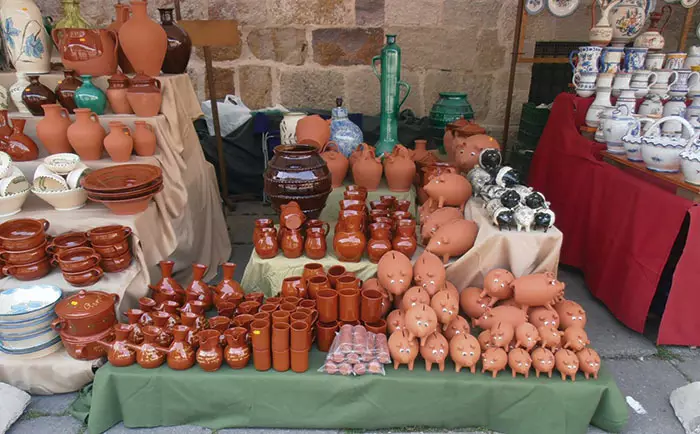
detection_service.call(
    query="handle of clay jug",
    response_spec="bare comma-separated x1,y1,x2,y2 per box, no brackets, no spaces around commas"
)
568,50,579,71
90,113,100,123
371,55,381,80
668,71,679,87
647,72,658,88
59,107,70,119
643,116,694,140
106,29,119,60
590,1,596,28
659,5,672,33
322,140,339,153
398,80,411,109
571,73,580,88
51,28,64,50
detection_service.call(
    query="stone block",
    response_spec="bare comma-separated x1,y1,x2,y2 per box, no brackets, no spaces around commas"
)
424,70,493,121
205,67,235,100
27,393,77,415
385,0,443,26
345,67,381,115
269,0,353,25
208,0,268,24
151,0,208,19
196,42,243,62
443,0,500,29
247,28,307,65
401,69,424,117
239,65,273,110
670,382,700,434
386,27,476,71
497,0,519,45
356,0,384,26
280,69,345,110
476,29,506,72
312,28,384,66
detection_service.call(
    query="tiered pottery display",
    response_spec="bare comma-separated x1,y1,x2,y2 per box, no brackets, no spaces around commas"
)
36,104,72,154
126,73,162,117
74,75,107,115
106,72,132,115
118,0,167,77
51,28,118,76
54,70,82,113
21,76,56,116
0,0,52,73
67,109,106,160
158,8,192,74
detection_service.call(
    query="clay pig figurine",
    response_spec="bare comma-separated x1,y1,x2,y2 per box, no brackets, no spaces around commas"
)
489,322,514,351
512,272,565,310
577,348,601,380
514,322,540,351
430,290,459,330
460,287,492,319
529,307,560,329
444,315,471,341
444,281,461,301
563,326,590,352
377,250,413,297
508,348,532,378
424,172,473,209
420,207,463,245
413,251,446,295
555,349,580,381
386,309,406,333
405,304,438,346
426,219,478,264
481,347,508,378
554,299,587,330
419,331,449,372
478,329,494,351
400,286,431,312
473,305,528,330
450,333,481,373
481,268,515,306
538,325,563,351
388,329,419,370
531,347,555,378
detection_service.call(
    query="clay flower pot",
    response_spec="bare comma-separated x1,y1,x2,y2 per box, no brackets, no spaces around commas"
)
118,0,168,77
67,109,106,160
36,104,73,155
104,121,133,162
320,141,349,188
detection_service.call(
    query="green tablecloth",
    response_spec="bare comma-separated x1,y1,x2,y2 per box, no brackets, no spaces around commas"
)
75,349,628,434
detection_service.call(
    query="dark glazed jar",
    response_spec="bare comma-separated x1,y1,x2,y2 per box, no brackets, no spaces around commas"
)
158,8,192,74
54,70,82,113
22,76,57,116
264,144,332,219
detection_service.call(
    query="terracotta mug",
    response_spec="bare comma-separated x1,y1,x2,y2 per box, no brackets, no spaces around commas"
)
364,319,387,335
237,301,261,315
338,288,360,322
265,296,282,306
250,319,270,350
299,299,317,310
335,275,361,291
272,348,290,372
295,307,318,325
282,296,301,306
253,348,271,371
253,311,270,323
271,310,290,325
259,304,278,315
216,302,237,318
360,289,383,324
370,200,390,211
316,320,338,352
232,314,255,332
245,292,265,304
316,289,338,323
290,311,310,326
326,265,346,288
279,302,297,314
307,276,331,300
290,320,309,351
396,200,411,212
290,348,309,373
272,322,290,352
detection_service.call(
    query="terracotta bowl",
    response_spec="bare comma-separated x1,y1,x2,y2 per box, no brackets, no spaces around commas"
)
46,231,88,255
100,250,132,273
0,218,49,251
62,267,103,287
92,237,130,258
86,225,132,246
87,178,163,201
54,247,101,273
0,239,48,265
2,257,52,281
89,186,162,215
81,164,162,193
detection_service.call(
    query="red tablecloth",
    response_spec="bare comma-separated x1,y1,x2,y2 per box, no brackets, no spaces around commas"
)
529,93,700,346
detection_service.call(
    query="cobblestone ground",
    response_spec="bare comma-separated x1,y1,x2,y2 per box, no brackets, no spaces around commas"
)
10,202,700,434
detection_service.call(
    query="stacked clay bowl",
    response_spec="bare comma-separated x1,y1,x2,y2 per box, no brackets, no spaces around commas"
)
81,164,163,215
87,225,133,273
53,247,103,287
0,219,52,281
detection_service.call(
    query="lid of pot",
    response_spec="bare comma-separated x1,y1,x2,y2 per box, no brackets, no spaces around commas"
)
108,72,129,85
55,290,119,319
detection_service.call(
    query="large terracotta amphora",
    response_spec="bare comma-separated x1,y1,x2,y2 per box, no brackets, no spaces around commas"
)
118,0,167,76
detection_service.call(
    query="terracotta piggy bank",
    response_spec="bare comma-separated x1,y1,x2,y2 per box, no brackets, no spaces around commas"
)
473,305,528,330
481,347,508,378
528,307,560,329
386,309,406,333
555,348,580,381
405,304,438,346
449,333,481,373
413,251,446,295
388,329,419,370
430,290,459,329
489,322,514,350
418,200,438,224
481,268,515,305
563,326,590,352
538,325,563,350
426,219,478,264
514,322,540,351
444,315,471,341
478,329,493,351
377,250,413,296
454,134,500,172
577,348,601,380
497,298,519,308
419,331,449,372
420,207,463,245
532,347,555,378
512,272,565,310
424,173,472,209
554,300,587,330
508,348,532,378
460,287,492,319
400,286,431,312
444,281,460,301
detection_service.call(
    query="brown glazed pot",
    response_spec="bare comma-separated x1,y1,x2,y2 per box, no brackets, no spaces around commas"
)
132,121,157,156
304,227,327,260
0,240,48,265
392,219,417,259
54,247,101,273
130,325,166,368
60,326,115,361
0,219,48,251
367,222,392,264
100,250,133,273
0,110,11,137
92,238,130,259
87,225,132,245
158,8,192,74
254,226,278,259
36,104,73,154
213,262,244,306
326,265,346,288
106,72,133,115
126,73,162,117
46,231,88,255
2,257,51,281
281,227,303,259
62,267,104,287
97,323,136,367
3,119,38,161
196,330,223,371
54,70,82,113
104,121,134,162
21,76,56,116
320,141,349,188
52,28,118,77
185,263,213,310
264,144,332,219
333,213,366,262
165,325,195,370
52,290,118,337
280,276,305,299
118,0,167,77
224,327,250,369
67,109,106,160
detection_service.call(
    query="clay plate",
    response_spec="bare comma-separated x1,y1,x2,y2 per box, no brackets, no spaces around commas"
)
89,185,163,215
81,164,162,193
86,178,163,201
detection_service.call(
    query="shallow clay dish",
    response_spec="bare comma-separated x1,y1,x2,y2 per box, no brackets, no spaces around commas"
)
87,178,162,201
81,164,162,193
89,185,163,215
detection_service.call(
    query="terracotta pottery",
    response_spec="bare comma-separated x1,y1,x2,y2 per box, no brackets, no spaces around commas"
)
137,297,156,326
512,272,565,310
273,348,290,371
400,286,430,312
532,347,555,378
212,262,243,306
290,347,309,373
51,289,118,338
36,104,73,155
449,333,480,373
223,327,250,369
124,309,144,344
343,184,367,201
0,218,49,251
555,349,579,381
444,315,471,341
54,70,82,113
0,110,11,137
0,240,48,265
349,143,374,167
295,114,330,149
508,348,532,378
412,251,445,296
54,247,100,272
316,289,338,323
271,321,290,352
562,326,590,352
126,72,162,117
386,309,405,333
97,323,136,367
488,322,514,350
383,144,416,192
351,144,382,191
148,260,185,305
196,329,223,371
104,121,133,162
299,262,324,288
338,288,360,322
237,301,261,315
514,322,540,351
424,173,472,209
163,325,195,370
87,225,132,245
52,28,118,77
1,119,37,161
250,319,271,351
151,311,174,347
67,109,105,160
130,325,166,368
359,289,382,323
481,268,515,306
333,212,366,262
315,320,338,352
430,290,458,329
326,265,347,288
367,222,392,264
320,142,349,188
21,75,56,116
377,250,412,296
419,331,448,372
392,219,417,259
412,139,437,166
254,226,278,259
443,118,470,162
577,348,601,380
481,347,508,378
281,276,305,298
388,329,419,370
185,263,213,310
553,299,587,330
279,227,303,259
108,3,135,73
538,325,563,351
304,227,327,259
472,305,527,330
364,319,387,335
290,320,309,351
118,0,167,77
159,8,192,74
529,306,560,329
271,310,291,326
426,219,478,264
106,72,133,115
420,207,462,245
454,134,500,172
405,304,437,347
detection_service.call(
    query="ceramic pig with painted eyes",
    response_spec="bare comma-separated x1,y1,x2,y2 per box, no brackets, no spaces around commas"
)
450,333,481,373
400,286,431,312
424,173,472,209
515,322,540,351
554,300,587,330
377,250,413,297
420,208,462,246
386,309,406,333
508,348,532,378
563,327,590,352
531,347,555,378
426,219,478,264
413,251,446,295
538,326,563,350
473,305,528,330
528,307,560,329
388,329,419,370
512,272,565,310
460,287,492,319
419,331,449,372
481,347,508,378
577,348,601,380
430,290,459,330
478,330,493,351
444,281,460,300
405,304,438,346
444,315,471,341
555,349,580,381
489,322,515,351
481,268,515,305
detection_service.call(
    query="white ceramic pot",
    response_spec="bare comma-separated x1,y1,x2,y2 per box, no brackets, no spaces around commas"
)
681,144,700,185
0,0,51,74
280,112,305,145
630,70,657,98
612,72,632,96
596,107,616,143
32,187,88,211
641,116,694,173
604,105,636,154
622,117,654,162
623,47,648,72
610,0,649,46
687,96,700,122
596,72,615,88
638,94,663,116
9,72,30,113
663,98,688,134
645,53,666,70
586,87,613,127
616,89,637,114
665,53,688,70
600,47,624,73
569,46,602,75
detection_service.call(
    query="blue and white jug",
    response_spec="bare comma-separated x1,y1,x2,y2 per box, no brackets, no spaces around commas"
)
329,97,363,158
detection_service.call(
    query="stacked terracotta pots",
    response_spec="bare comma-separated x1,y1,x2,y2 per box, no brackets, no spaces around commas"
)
81,164,163,215
87,225,134,273
0,218,52,281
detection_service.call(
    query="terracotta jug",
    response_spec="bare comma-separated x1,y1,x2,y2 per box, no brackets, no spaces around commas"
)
280,200,306,230
281,276,305,298
281,227,304,259
108,3,135,73
124,309,145,344
129,325,166,368
138,297,156,326
98,323,136,367
320,141,349,188
159,8,192,74
104,121,133,162
351,143,382,191
149,260,185,305
304,226,327,260
118,0,167,77
254,226,278,259
367,222,392,263
392,219,417,259
213,262,244,306
295,114,330,149
165,325,195,370
67,108,105,160
51,28,119,77
151,311,174,347
413,139,437,166
106,72,133,114
132,121,157,156
126,72,162,117
186,263,213,310
384,144,416,192
333,212,366,262
0,110,10,137
36,104,72,155
54,70,82,113
224,327,250,369
21,76,56,116
196,329,223,372
2,119,38,161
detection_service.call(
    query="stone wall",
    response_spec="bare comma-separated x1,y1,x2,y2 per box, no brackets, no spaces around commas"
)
36,0,699,138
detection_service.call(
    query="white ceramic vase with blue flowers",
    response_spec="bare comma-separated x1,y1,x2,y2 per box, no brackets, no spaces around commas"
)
0,0,51,73
329,97,363,158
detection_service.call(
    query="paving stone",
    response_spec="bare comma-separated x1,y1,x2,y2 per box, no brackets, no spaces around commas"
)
670,382,700,434
104,423,212,433
671,357,700,383
247,28,307,65
8,416,82,434
219,430,338,434
356,0,384,26
312,28,384,66
226,214,258,244
230,244,254,282
27,393,77,416
231,201,276,216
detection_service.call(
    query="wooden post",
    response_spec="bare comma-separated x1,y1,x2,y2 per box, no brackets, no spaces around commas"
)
174,0,182,20
502,3,526,159
678,6,695,52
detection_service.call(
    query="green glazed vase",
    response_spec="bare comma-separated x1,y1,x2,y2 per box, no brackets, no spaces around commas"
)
372,34,410,157
75,75,106,115
54,0,93,29
429,92,474,129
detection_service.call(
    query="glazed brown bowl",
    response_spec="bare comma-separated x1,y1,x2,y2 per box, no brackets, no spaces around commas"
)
0,218,50,251
100,250,132,273
81,164,163,193
87,178,163,201
0,239,48,265
89,188,162,215
87,225,132,246
46,231,89,255
2,256,52,281
92,237,130,258
54,247,101,273
62,267,104,287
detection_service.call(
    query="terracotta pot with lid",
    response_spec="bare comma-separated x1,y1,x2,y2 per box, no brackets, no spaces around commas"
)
60,325,115,360
52,289,119,337
126,72,162,117
106,72,133,114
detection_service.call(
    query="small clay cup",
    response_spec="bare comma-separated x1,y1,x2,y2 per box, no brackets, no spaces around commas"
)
237,300,261,315
299,299,317,310
316,321,338,352
207,316,230,333
296,307,318,324
396,200,411,212
265,296,281,306
290,348,309,373
364,319,387,335
245,291,265,304
259,304,278,316
336,275,361,291
307,275,330,300
272,349,290,372
290,320,309,351
271,310,290,325
338,288,360,322
253,311,271,323
317,289,338,323
282,296,301,306
279,302,297,314
290,311,311,326
253,348,271,371
46,231,88,255
216,302,236,318
232,314,255,332
340,320,360,327
380,195,397,208
326,265,346,288
272,322,290,352
250,319,270,350
360,289,383,324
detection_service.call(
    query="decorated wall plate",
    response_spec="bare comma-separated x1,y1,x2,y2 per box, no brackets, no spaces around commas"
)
681,0,699,7
696,21,700,40
547,0,581,17
525,0,546,14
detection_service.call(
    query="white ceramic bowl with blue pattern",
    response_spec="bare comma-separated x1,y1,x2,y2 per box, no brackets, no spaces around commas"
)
0,325,59,351
0,309,56,335
0,285,62,323
0,335,62,355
